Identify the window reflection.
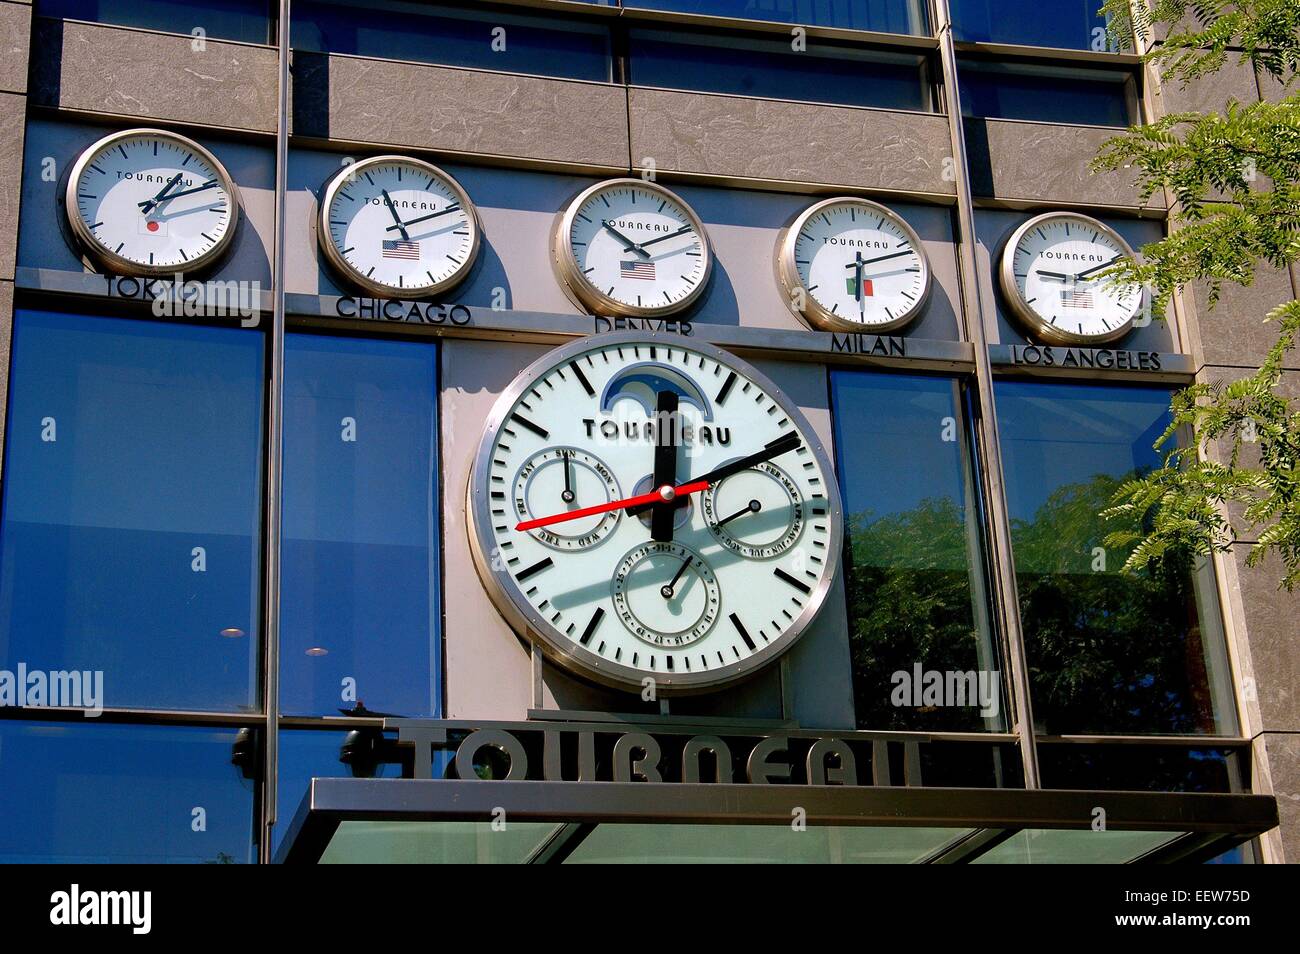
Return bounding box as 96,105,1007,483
622,1,927,35
952,0,1112,51
629,28,929,110
292,0,613,83
995,381,1237,736
831,372,1001,731
0,310,264,712
37,0,271,44
0,721,255,863
281,334,441,718
959,60,1133,126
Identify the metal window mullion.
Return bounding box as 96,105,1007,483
930,0,1040,787
259,0,292,863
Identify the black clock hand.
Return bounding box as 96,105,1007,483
636,225,693,250
846,249,914,268
659,556,692,600
650,390,679,542
138,173,184,215
380,189,410,241
715,499,762,528
602,222,651,259
141,180,218,208
561,452,575,504
385,204,461,232
1034,270,1072,281
629,431,803,518
1076,255,1124,280
853,251,864,306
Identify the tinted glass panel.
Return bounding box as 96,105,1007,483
0,721,255,862
623,0,927,35
281,334,441,718
959,61,1131,126
292,0,612,83
629,28,927,110
952,0,1111,51
831,372,1002,731
0,310,264,712
996,382,1237,736
37,0,271,44
1038,744,1243,792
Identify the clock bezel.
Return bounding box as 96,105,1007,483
998,210,1142,347
551,178,713,319
466,330,843,696
316,154,482,299
62,127,241,278
776,196,933,334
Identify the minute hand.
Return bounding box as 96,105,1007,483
627,431,803,518
1075,255,1124,280
637,225,693,251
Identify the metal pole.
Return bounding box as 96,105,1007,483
930,0,1040,787
260,0,292,861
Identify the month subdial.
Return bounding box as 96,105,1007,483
612,542,721,648
702,461,805,559
513,447,621,551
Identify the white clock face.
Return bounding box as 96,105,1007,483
781,198,931,332
319,156,479,297
468,332,842,693
65,128,238,276
1001,212,1142,345
554,179,711,317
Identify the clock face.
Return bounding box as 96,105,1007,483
553,179,712,318
63,128,238,276
999,212,1143,345
318,155,480,297
468,332,842,694
778,198,931,333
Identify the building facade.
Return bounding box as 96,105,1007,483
0,0,1292,863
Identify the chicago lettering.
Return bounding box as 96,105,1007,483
334,296,471,325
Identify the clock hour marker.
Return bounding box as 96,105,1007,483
510,413,549,439
774,567,812,595
579,608,604,646
516,557,554,582
730,613,757,652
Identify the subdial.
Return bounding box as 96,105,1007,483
513,447,621,551
701,461,804,559
611,542,721,648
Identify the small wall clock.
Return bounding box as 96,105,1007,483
318,154,481,298
777,197,932,333
552,178,712,318
63,127,239,277
999,211,1143,346
467,332,842,694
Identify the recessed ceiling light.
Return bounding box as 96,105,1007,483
220,628,245,638
305,647,329,657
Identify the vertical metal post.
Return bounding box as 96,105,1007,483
260,0,292,861
930,0,1040,787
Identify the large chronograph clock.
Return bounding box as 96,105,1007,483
467,332,842,694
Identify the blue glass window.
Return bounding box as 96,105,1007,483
281,334,442,718
831,372,1001,731
629,28,928,110
622,0,927,35
0,310,264,712
952,0,1112,51
995,382,1237,736
959,60,1133,126
37,0,271,44
292,0,613,83
0,721,255,863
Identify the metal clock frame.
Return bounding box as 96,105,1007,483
62,127,241,279
776,196,933,335
316,154,482,299
466,330,843,696
551,177,713,319
998,210,1142,347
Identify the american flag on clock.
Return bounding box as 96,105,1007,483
1060,286,1094,309
620,260,656,281
382,239,421,260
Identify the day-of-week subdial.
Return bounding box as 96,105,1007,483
612,542,721,648
513,447,621,551
702,461,805,559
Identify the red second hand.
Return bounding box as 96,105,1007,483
516,479,710,532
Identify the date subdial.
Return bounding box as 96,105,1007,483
701,461,805,559
612,542,721,648
513,447,621,551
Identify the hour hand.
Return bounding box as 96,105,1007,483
381,189,410,241
602,222,650,259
